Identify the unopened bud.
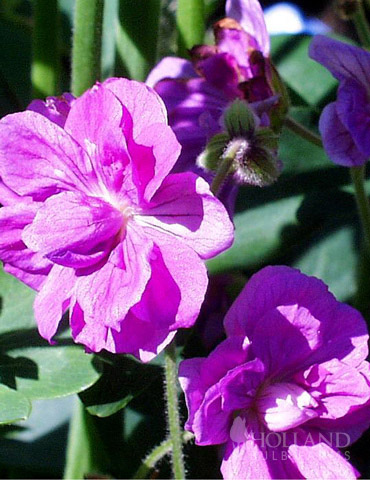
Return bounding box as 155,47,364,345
223,98,257,137
196,133,229,172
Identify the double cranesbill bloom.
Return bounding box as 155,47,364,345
0,79,233,361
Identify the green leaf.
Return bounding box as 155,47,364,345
0,268,36,333
79,355,161,417
271,34,337,107
207,194,303,273
0,269,101,400
0,340,102,400
0,384,31,424
176,0,205,57
293,226,357,301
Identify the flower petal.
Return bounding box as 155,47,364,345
309,35,370,86
137,172,234,259
336,79,370,158
319,102,367,167
0,111,94,200
225,0,270,56
146,57,196,87
224,266,369,369
103,78,168,137
75,222,152,330
288,429,358,479
22,191,123,268
27,93,74,127
34,265,76,342
64,84,132,197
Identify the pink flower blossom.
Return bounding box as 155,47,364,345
0,78,234,361
179,266,370,479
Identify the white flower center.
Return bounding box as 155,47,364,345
256,382,319,432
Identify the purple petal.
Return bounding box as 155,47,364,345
336,79,370,157
27,93,74,127
225,0,270,56
138,172,234,259
22,191,123,268
193,52,241,95
319,102,367,167
146,57,196,87
0,111,94,200
224,266,369,370
309,35,370,86
34,265,76,342
179,336,251,430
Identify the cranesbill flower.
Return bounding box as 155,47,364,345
179,266,370,479
309,35,370,167
0,78,234,361
146,0,281,184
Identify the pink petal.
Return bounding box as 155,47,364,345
288,429,358,479
225,0,270,56
64,84,132,197
137,172,234,259
74,222,153,331
34,265,76,341
22,191,122,268
103,78,168,137
0,202,52,278
0,111,95,200
146,57,196,87
128,122,181,203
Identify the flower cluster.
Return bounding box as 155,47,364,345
0,78,233,361
179,266,370,479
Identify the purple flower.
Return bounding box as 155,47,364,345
0,78,234,361
309,35,370,167
179,266,370,479
146,0,278,184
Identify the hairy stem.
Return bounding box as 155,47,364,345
133,432,194,479
164,341,186,479
71,0,104,96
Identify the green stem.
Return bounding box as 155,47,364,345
164,341,186,479
133,432,194,479
31,0,60,98
71,0,104,96
285,116,323,148
176,0,205,57
350,165,370,253
352,1,370,49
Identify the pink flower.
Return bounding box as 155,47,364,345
179,266,370,479
0,78,234,361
